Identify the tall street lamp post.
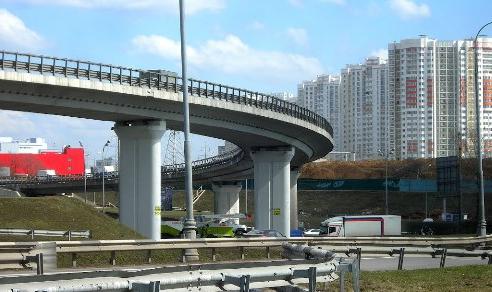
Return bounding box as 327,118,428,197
474,22,492,237
102,140,110,214
179,0,198,261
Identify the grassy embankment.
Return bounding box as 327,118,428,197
322,265,492,292
0,196,279,268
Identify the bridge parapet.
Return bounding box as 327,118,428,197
0,50,332,136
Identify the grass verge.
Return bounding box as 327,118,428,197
320,265,492,292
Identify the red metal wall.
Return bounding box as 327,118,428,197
0,147,85,176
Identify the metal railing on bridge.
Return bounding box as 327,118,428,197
0,50,333,136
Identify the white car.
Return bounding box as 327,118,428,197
303,229,321,237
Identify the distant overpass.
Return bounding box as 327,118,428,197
0,51,333,238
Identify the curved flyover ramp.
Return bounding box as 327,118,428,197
0,51,333,238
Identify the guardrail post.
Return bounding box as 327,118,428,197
266,246,270,259
67,230,72,241
440,248,447,268
72,252,77,268
132,281,160,292
30,229,35,240
356,247,362,267
110,251,116,266
36,253,44,275
307,267,317,292
224,275,250,292
212,247,217,262
147,250,152,264
397,248,405,270
351,260,360,292
240,247,245,260
339,269,345,292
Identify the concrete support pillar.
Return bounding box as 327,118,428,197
251,147,294,237
114,120,166,240
290,169,301,230
212,182,242,224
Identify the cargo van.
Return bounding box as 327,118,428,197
320,215,401,237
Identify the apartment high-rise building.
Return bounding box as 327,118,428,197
456,37,492,157
270,91,297,104
298,75,341,149
389,37,457,159
389,36,492,159
339,57,391,160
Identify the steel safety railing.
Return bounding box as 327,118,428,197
54,235,492,268
0,50,333,136
0,228,91,240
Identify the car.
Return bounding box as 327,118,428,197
242,229,285,238
303,229,321,237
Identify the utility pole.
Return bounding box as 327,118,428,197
179,0,198,261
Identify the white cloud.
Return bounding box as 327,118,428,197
0,9,44,51
0,111,36,135
286,28,309,47
370,48,388,60
389,0,430,19
16,0,225,15
132,34,323,83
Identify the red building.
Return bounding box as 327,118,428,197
0,147,85,177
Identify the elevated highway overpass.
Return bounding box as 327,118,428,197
0,51,333,239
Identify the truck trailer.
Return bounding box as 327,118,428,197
319,215,401,237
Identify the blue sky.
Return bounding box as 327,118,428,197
0,0,490,164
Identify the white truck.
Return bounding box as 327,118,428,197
319,215,401,237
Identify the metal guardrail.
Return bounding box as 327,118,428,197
1,237,491,291
0,228,91,240
0,50,332,136
2,258,355,292
0,242,56,275
317,245,492,270
54,235,492,267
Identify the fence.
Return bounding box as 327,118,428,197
0,228,91,240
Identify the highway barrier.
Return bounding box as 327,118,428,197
0,242,56,274
0,257,356,292
0,235,490,274
53,235,492,267
0,228,91,240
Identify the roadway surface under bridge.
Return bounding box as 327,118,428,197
0,51,333,239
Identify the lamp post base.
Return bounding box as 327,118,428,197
182,220,199,262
